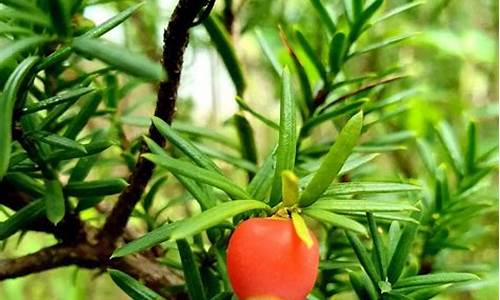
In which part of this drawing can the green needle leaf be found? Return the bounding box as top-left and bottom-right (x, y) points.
(393, 273), (479, 289)
(300, 111), (364, 207)
(108, 269), (163, 300)
(0, 36), (50, 66)
(151, 117), (221, 173)
(113, 200), (269, 257)
(0, 198), (45, 240)
(64, 179), (128, 197)
(177, 239), (207, 300)
(303, 208), (367, 235)
(143, 153), (250, 200)
(44, 179), (65, 224)
(72, 38), (165, 81)
(203, 15), (246, 95)
(0, 56), (39, 180)
(270, 67), (297, 205)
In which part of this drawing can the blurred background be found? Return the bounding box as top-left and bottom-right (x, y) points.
(0, 0), (498, 299)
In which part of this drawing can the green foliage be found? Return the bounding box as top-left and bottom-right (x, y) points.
(0, 0), (497, 299)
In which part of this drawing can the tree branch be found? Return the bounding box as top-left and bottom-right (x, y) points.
(99, 0), (208, 246)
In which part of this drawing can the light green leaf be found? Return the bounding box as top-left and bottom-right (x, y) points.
(169, 200), (269, 241)
(373, 1), (424, 24)
(247, 149), (276, 201)
(393, 273), (479, 289)
(235, 96), (279, 130)
(324, 182), (420, 196)
(151, 117), (221, 173)
(22, 87), (94, 114)
(44, 179), (65, 224)
(143, 153), (250, 200)
(72, 38), (165, 81)
(303, 208), (367, 235)
(270, 67), (297, 205)
(310, 0), (336, 35)
(301, 98), (367, 135)
(300, 111), (364, 207)
(203, 15), (245, 95)
(113, 200), (269, 257)
(35, 132), (87, 154)
(310, 199), (418, 212)
(435, 121), (465, 175)
(255, 28), (282, 75)
(38, 2), (145, 70)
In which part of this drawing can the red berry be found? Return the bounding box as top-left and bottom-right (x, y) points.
(227, 217), (320, 300)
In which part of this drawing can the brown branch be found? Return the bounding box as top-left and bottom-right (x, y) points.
(0, 241), (183, 299)
(98, 0), (208, 247)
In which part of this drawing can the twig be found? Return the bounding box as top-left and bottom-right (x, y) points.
(98, 0), (209, 247)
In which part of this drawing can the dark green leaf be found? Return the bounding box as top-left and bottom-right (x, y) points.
(64, 179), (127, 197)
(387, 222), (419, 283)
(295, 29), (327, 81)
(464, 121), (477, 174)
(177, 239), (207, 300)
(0, 199), (44, 240)
(366, 212), (386, 279)
(0, 56), (39, 180)
(329, 32), (347, 75)
(346, 231), (381, 286)
(349, 271), (378, 300)
(63, 93), (102, 139)
(0, 36), (50, 66)
(108, 269), (163, 300)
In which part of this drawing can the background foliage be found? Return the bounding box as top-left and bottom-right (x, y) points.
(0, 0), (497, 299)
